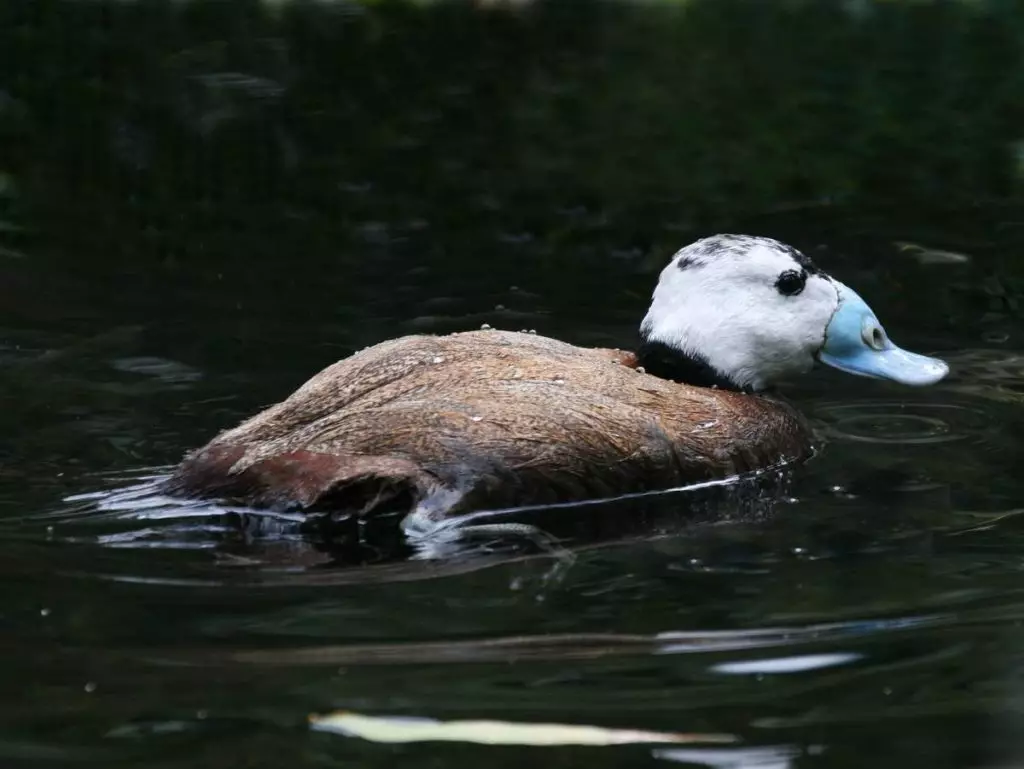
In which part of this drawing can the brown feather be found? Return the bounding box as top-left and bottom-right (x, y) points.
(166, 330), (814, 518)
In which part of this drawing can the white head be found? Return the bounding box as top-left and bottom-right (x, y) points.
(639, 234), (948, 392)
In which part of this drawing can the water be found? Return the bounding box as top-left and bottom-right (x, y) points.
(5, 0), (1024, 766)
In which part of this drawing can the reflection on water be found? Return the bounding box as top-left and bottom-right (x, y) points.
(944, 349), (1024, 405)
(653, 745), (805, 769)
(5, 0), (1024, 767)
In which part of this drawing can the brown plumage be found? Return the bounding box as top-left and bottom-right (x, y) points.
(165, 330), (814, 520)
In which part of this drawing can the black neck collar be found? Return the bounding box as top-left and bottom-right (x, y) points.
(637, 337), (754, 393)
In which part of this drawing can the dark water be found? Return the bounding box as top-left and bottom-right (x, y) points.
(5, 0), (1024, 766)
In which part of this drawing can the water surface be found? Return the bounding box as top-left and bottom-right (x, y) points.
(4, 1), (1024, 767)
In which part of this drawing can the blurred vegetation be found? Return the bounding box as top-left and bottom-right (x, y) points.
(3, 0), (1024, 296)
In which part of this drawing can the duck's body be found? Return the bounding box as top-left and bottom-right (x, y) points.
(167, 330), (813, 517)
(166, 235), (948, 526)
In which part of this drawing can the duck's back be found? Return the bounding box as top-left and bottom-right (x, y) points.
(167, 330), (813, 518)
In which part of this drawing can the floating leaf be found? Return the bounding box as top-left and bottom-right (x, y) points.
(893, 241), (972, 265)
(308, 710), (737, 747)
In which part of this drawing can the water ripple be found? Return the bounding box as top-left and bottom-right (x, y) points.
(813, 400), (991, 445)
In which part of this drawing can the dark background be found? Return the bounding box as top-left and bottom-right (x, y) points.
(4, 1), (1024, 767)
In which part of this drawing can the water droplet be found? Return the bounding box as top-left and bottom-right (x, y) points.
(195, 709), (208, 720)
(494, 304), (506, 311)
(39, 608), (50, 617)
(480, 323), (493, 330)
(527, 329), (537, 334)
(431, 356), (445, 364)
(84, 682), (97, 693)
(883, 687), (893, 696)
(554, 378), (565, 385)
(471, 416), (483, 422)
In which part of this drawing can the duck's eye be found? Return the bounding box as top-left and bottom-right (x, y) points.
(775, 269), (807, 296)
(861, 320), (887, 351)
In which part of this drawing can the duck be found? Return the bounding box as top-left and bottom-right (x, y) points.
(164, 234), (949, 531)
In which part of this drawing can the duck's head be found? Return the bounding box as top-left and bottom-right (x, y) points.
(639, 234), (949, 392)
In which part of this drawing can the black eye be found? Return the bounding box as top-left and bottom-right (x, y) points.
(775, 269), (807, 296)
